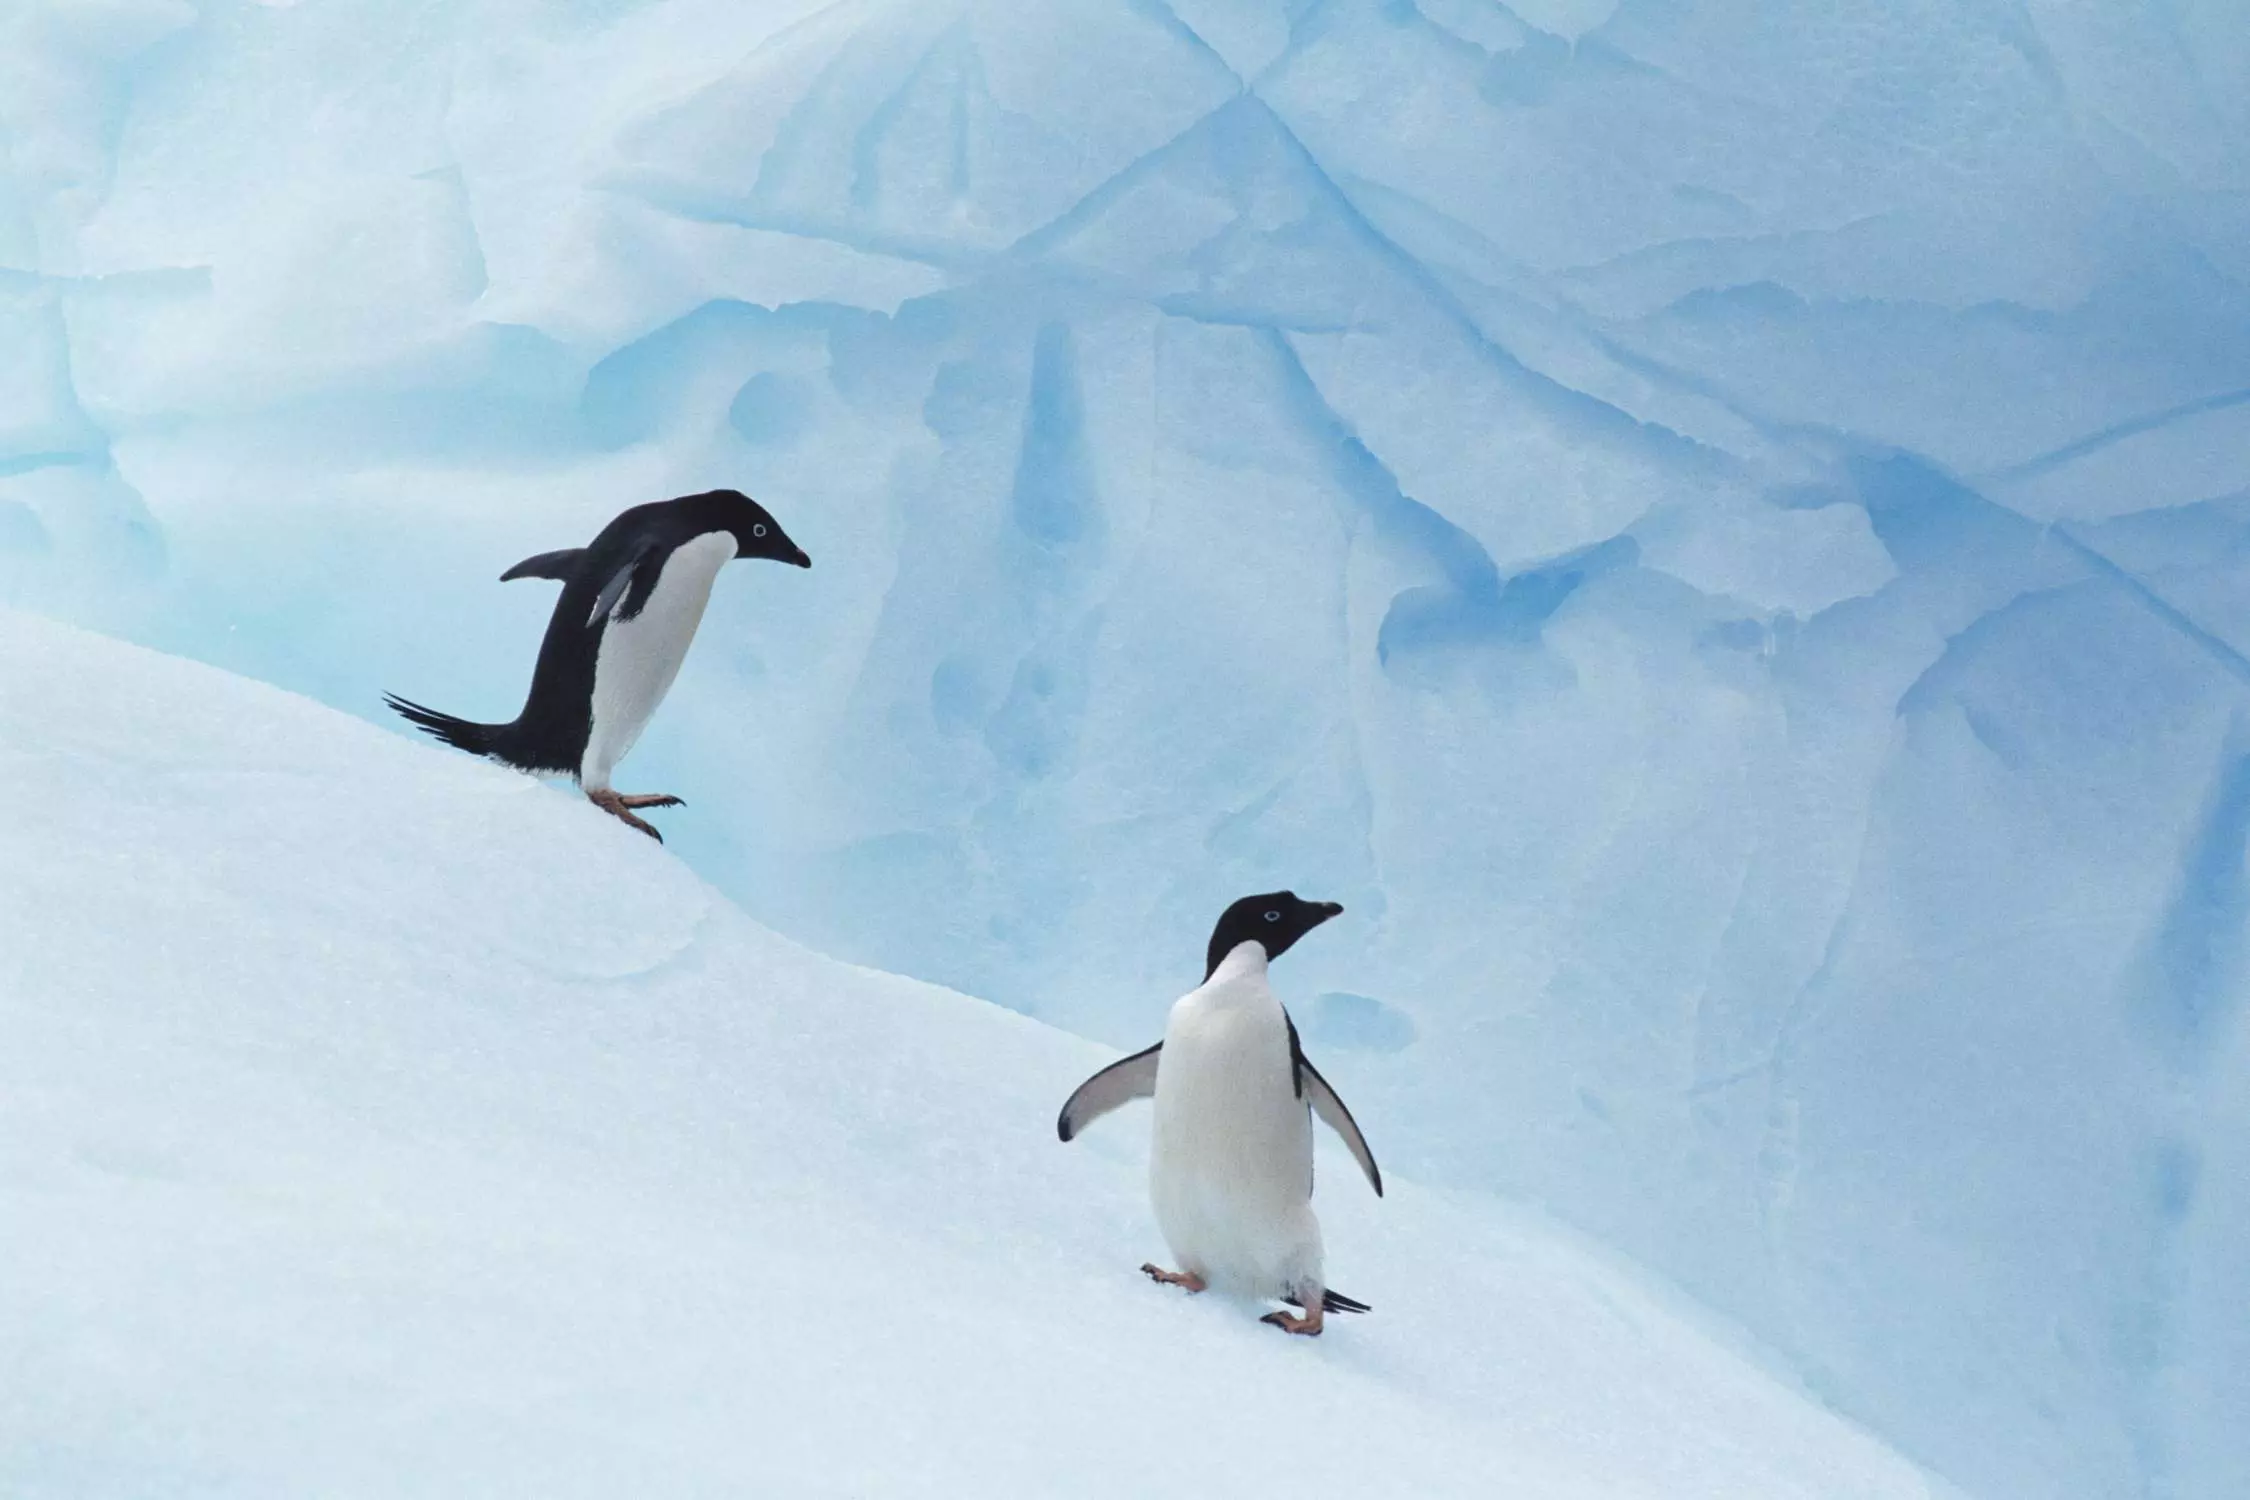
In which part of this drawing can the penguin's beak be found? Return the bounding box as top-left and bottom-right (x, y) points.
(788, 546), (811, 568)
(1314, 901), (1344, 921)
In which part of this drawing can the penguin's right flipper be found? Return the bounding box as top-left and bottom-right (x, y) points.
(1056, 1043), (1162, 1141)
(500, 548), (587, 583)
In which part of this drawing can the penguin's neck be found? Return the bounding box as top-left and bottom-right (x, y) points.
(1203, 940), (1271, 992)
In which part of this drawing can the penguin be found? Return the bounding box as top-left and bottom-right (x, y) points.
(385, 489), (809, 840)
(1056, 891), (1382, 1336)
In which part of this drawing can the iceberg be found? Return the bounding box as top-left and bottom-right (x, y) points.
(3, 2), (2246, 1494)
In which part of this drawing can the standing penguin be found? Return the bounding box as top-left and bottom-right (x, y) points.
(386, 489), (809, 841)
(1057, 892), (1382, 1335)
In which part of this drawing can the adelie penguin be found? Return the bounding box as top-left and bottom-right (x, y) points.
(1057, 892), (1382, 1336)
(386, 489), (809, 841)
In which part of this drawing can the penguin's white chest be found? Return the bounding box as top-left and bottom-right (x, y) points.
(1148, 948), (1322, 1299)
(581, 530), (736, 790)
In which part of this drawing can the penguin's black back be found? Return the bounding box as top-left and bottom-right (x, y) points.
(496, 571), (603, 775)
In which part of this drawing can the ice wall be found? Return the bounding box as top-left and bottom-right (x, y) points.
(4, 2), (2248, 1495)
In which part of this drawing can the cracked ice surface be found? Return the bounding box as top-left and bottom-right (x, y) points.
(3, 2), (2248, 1497)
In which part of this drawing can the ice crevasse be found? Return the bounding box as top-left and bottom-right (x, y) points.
(3, 3), (2248, 1497)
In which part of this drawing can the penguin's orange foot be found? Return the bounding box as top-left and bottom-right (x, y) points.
(616, 793), (683, 809)
(587, 788), (673, 841)
(1261, 1307), (1324, 1336)
(1140, 1263), (1207, 1293)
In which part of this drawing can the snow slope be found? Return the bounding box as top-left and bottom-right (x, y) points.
(0, 609), (1940, 1498)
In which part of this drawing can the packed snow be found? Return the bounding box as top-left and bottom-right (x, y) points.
(4, 1), (2248, 1496)
(0, 610), (1940, 1498)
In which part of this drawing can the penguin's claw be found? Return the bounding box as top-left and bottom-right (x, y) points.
(1140, 1263), (1207, 1293)
(587, 788), (668, 841)
(613, 811), (664, 842)
(1261, 1309), (1324, 1337)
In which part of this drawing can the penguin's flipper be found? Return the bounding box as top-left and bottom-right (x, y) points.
(586, 538), (664, 627)
(1056, 1043), (1162, 1141)
(500, 548), (587, 583)
(1299, 1053), (1383, 1197)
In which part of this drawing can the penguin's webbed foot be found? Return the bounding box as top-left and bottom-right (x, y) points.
(1140, 1263), (1206, 1294)
(587, 788), (679, 841)
(1261, 1307), (1324, 1337)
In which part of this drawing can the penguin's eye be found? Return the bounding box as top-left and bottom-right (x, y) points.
(1264, 910), (1280, 922)
(753, 523), (768, 537)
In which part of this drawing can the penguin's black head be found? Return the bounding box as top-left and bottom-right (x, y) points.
(1204, 891), (1343, 980)
(692, 488), (811, 569)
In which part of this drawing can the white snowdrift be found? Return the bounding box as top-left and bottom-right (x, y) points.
(0, 609), (1937, 1498)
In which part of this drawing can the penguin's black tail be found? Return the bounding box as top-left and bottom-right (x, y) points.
(384, 693), (503, 759)
(1289, 1289), (1372, 1315)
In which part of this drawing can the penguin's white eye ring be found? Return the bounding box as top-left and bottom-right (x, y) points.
(753, 523), (768, 537)
(1264, 910), (1280, 922)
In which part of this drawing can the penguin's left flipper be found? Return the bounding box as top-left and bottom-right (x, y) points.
(500, 548), (587, 583)
(586, 538), (667, 626)
(1287, 1017), (1384, 1197)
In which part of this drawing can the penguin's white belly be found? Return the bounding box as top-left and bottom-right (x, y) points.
(581, 531), (736, 790)
(1149, 983), (1322, 1299)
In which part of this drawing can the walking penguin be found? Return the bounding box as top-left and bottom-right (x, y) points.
(386, 489), (809, 840)
(1057, 891), (1383, 1335)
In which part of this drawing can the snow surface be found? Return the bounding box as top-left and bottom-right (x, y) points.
(4, 2), (2249, 1496)
(0, 609), (1941, 1499)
